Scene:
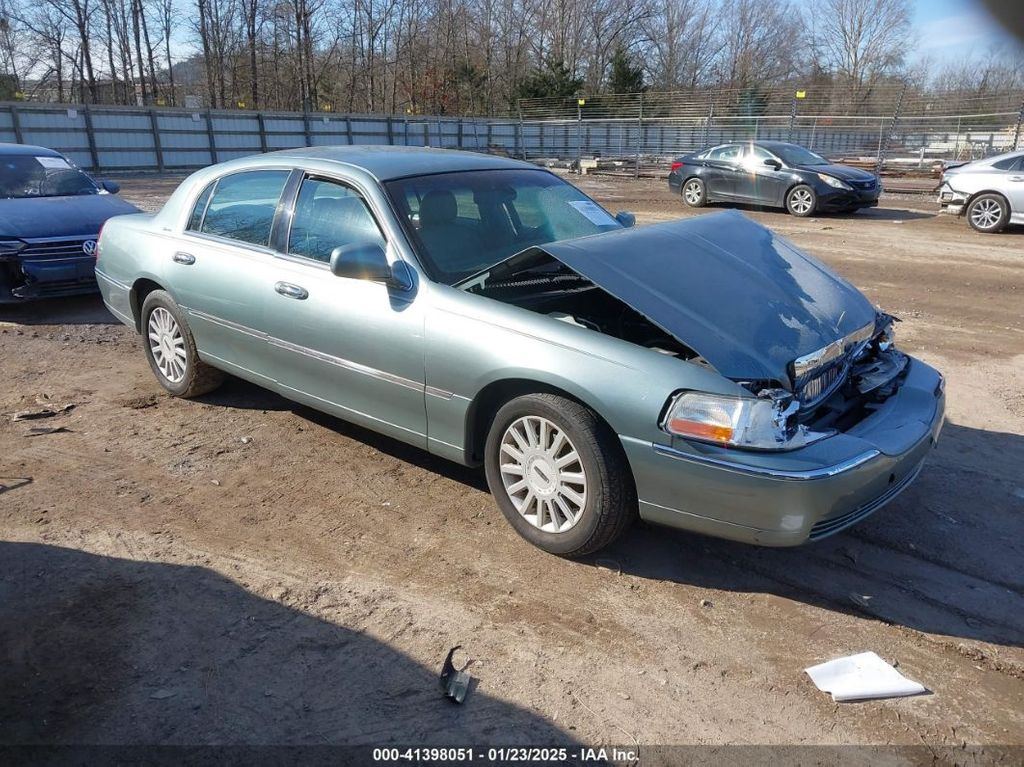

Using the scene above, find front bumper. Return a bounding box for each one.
[621,356,945,546]
[816,185,880,211]
[936,182,968,215]
[0,253,99,303]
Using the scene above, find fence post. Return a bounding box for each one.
[302,109,312,146]
[457,118,463,149]
[876,85,906,173]
[1013,99,1024,151]
[257,112,269,154]
[9,104,23,143]
[576,100,583,171]
[702,102,713,146]
[787,95,797,142]
[386,116,395,145]
[345,115,353,145]
[205,110,218,164]
[82,106,100,171]
[953,115,962,160]
[516,104,524,159]
[149,109,165,172]
[635,93,643,179]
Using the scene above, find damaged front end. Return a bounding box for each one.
[0,238,100,302]
[460,211,911,453]
[936,179,970,216]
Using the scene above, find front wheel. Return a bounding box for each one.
[484,393,636,557]
[786,184,817,217]
[966,193,1009,233]
[141,290,223,398]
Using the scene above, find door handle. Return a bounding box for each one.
[1009,176,1024,182]
[274,281,308,300]
[173,252,195,265]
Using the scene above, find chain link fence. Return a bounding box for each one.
[517,85,1024,174]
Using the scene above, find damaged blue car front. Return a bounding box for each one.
[0,143,139,302]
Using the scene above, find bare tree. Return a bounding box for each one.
[806,0,912,109]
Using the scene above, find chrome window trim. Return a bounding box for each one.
[651,441,881,481]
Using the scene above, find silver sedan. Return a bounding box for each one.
[937,149,1024,232]
[95,147,944,557]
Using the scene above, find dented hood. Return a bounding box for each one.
[509,210,877,383]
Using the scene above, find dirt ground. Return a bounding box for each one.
[1,172,1022,756]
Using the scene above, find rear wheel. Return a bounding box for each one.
[484,393,636,557]
[141,290,223,398]
[682,177,707,208]
[786,184,817,217]
[966,193,1009,233]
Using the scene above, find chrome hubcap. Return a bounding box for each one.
[147,307,187,383]
[684,181,703,204]
[789,188,813,214]
[970,198,1002,229]
[499,416,587,533]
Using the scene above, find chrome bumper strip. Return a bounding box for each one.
[651,442,881,481]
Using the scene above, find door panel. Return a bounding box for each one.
[261,175,428,445]
[170,236,280,383]
[170,169,291,380]
[734,146,790,205]
[701,144,744,199]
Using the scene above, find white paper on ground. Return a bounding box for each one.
[805,651,926,702]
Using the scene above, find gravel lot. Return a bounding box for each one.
[1,171,1022,753]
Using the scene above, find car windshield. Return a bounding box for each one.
[0,154,99,199]
[773,145,830,167]
[385,169,622,284]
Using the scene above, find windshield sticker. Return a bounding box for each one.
[567,200,618,226]
[36,156,72,170]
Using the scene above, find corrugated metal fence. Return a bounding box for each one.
[0,103,522,173]
[3,89,1023,174]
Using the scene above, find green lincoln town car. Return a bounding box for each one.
[95,147,944,557]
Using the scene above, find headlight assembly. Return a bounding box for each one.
[817,173,852,191]
[661,389,827,451]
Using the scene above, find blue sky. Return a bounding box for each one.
[911,0,1023,61]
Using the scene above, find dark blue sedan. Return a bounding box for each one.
[0,143,139,302]
[668,141,882,217]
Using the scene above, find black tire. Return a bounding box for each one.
[785,184,817,217]
[681,177,707,208]
[966,193,1010,233]
[483,393,636,557]
[141,290,223,398]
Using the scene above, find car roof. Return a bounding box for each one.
[267,145,537,181]
[0,142,64,157]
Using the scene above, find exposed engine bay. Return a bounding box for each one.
[462,259,701,361]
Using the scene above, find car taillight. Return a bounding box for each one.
[671,161,683,172]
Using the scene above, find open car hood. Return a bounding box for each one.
[468,210,878,384]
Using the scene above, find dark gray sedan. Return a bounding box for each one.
[668,141,881,217]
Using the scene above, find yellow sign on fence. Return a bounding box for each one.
[795,90,806,99]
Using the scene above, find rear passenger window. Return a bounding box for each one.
[288,177,384,263]
[992,155,1023,171]
[194,170,289,247]
[187,183,213,231]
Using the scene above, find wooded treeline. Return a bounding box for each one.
[1,0,1021,114]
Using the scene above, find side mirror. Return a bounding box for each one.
[615,211,636,228]
[329,242,412,290]
[101,180,121,194]
[763,158,782,170]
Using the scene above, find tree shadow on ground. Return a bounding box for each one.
[0,295,117,327]
[0,542,577,747]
